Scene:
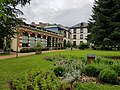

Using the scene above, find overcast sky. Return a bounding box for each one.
[18,0,94,26]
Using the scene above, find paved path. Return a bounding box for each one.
[0,50,65,60]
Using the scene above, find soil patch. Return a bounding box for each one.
[104,56,120,60]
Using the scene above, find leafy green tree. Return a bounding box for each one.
[0,0,30,51]
[88,0,120,50]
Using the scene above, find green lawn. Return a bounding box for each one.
[0,50,120,90]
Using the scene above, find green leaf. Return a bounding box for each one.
[0,0,5,2]
[0,13,3,18]
[3,14,7,22]
[0,0,13,3]
[8,0,13,3]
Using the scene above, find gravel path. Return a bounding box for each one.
[0,50,65,60]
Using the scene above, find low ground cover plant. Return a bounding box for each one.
[10,70,62,90]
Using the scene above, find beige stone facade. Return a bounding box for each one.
[70,22,89,46]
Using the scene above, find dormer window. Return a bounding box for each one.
[81,23,83,26]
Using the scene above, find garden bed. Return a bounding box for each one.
[104,56,120,60]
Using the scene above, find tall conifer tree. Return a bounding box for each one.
[88,0,120,50]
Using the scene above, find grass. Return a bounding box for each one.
[75,83,120,90]
[0,50,120,90]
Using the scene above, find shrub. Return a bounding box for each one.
[84,63,107,77]
[79,43,89,50]
[66,42,72,48]
[111,64,120,76]
[20,48,36,53]
[95,57,115,65]
[10,70,62,90]
[54,66,65,77]
[98,68,118,84]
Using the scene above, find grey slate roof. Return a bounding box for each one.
[70,22,88,28]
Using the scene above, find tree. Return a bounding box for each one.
[88,0,120,50]
[0,0,30,52]
[66,41,72,48]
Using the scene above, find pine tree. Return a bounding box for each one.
[88,0,120,50]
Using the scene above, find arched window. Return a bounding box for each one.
[30,33,35,47]
[42,35,46,48]
[22,32,28,47]
[37,34,41,42]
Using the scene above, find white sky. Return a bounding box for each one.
[18,0,94,26]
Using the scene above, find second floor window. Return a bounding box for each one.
[80,34,83,39]
[68,33,70,39]
[73,35,76,39]
[80,28,83,33]
[74,29,76,33]
[64,31,66,38]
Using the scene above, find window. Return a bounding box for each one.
[73,41,76,47]
[73,35,76,39]
[68,33,70,39]
[80,41,83,44]
[37,34,41,42]
[64,31,66,38]
[30,33,35,47]
[73,29,76,33]
[80,34,83,39]
[22,32,28,47]
[81,23,83,26]
[80,28,83,33]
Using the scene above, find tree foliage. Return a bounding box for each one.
[0,0,30,50]
[88,0,120,50]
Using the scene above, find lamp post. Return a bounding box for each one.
[16,26,19,58]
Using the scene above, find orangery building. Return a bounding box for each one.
[11,23,71,52]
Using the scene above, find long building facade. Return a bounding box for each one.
[11,22,89,51]
[11,24,65,52]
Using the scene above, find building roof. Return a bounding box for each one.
[70,22,88,28]
[44,25,70,32]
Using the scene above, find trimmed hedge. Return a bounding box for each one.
[84,63,107,77]
[20,48,36,53]
[111,64,120,76]
[98,68,118,84]
[20,48,49,53]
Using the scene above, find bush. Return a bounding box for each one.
[54,66,65,77]
[98,68,118,84]
[79,43,89,50]
[111,64,120,76]
[99,46,112,50]
[20,48,36,53]
[10,70,62,90]
[95,57,115,65]
[84,63,107,77]
[66,42,72,48]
